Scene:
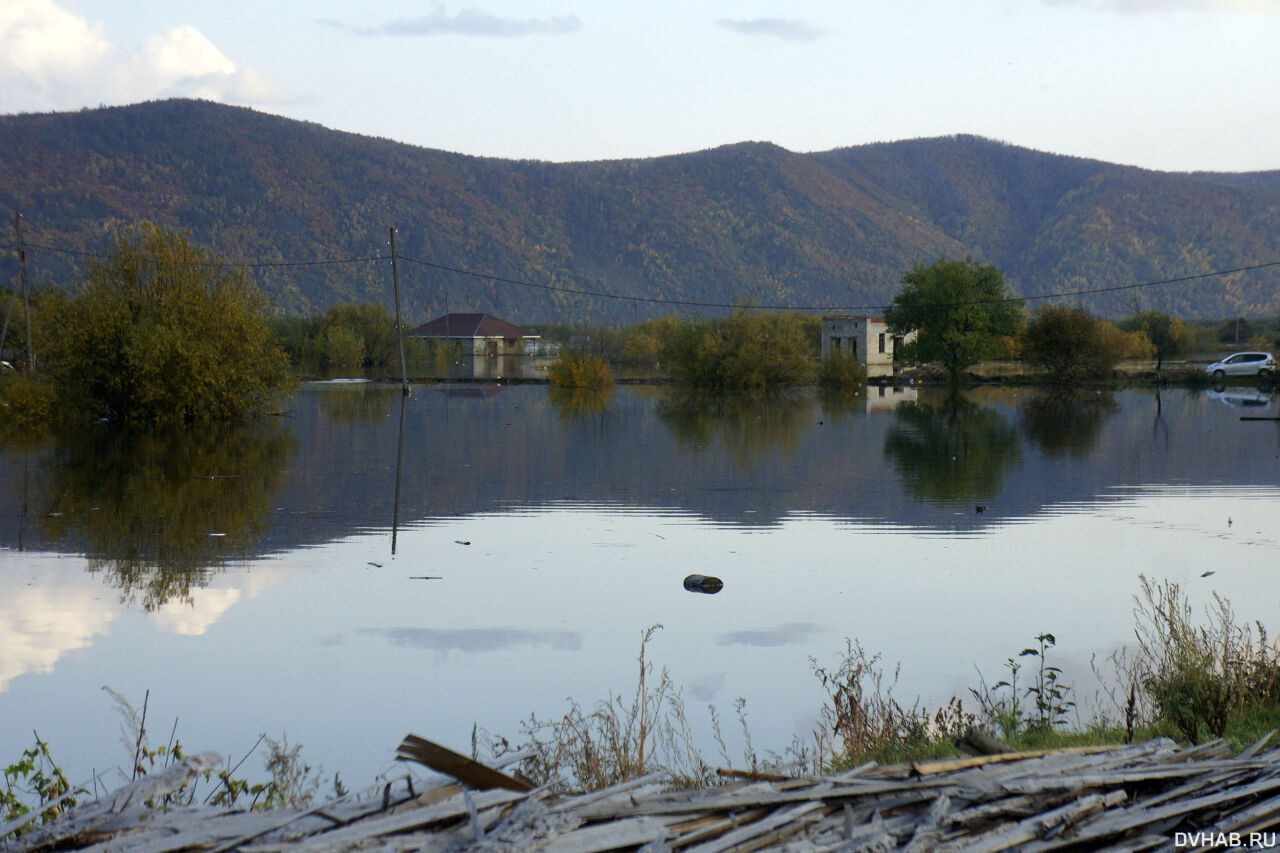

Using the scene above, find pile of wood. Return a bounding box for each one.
[5,733,1280,852]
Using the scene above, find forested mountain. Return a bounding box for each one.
[1,99,1278,324]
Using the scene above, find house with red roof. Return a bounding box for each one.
[406,313,540,358]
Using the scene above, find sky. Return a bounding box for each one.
[1,0,1278,172]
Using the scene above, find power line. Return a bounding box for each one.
[4,237,1278,314]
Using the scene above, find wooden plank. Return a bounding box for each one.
[680,801,826,853]
[934,790,1125,853]
[395,734,533,792]
[537,816,676,853]
[3,752,222,853]
[268,787,524,852]
[1054,773,1280,846]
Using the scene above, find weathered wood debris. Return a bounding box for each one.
[6,733,1280,852]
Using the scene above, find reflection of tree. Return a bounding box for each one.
[548,386,613,420]
[39,423,295,610]
[817,388,868,425]
[884,396,1021,504]
[656,391,814,469]
[1020,391,1117,457]
[314,384,395,423]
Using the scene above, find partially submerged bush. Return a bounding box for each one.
[547,351,614,390]
[660,313,814,392]
[40,223,294,424]
[816,352,867,391]
[1020,305,1129,385]
[0,375,58,430]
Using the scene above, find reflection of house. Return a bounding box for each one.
[407,313,539,357]
[865,384,917,413]
[820,316,912,378]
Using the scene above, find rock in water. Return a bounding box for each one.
[683,574,724,594]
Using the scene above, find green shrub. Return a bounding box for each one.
[1134,576,1280,744]
[39,223,294,424]
[660,313,814,392]
[816,352,867,390]
[547,351,614,390]
[0,375,59,429]
[1020,305,1126,385]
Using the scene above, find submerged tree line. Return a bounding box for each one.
[2,224,1278,430]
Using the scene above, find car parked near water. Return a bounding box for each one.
[1204,351,1276,379]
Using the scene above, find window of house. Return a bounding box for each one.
[878,333,886,354]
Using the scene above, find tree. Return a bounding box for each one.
[659,312,814,392]
[41,223,293,424]
[1020,305,1124,385]
[885,258,1022,388]
[1118,311,1185,374]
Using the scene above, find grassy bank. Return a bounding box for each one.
[6,575,1280,837]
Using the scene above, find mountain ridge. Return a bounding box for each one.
[1,99,1277,323]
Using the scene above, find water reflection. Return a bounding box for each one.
[37,422,295,609]
[656,391,815,469]
[548,386,614,419]
[1020,391,1118,457]
[884,393,1022,505]
[314,382,395,422]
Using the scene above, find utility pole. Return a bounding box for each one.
[389,226,409,396]
[15,213,34,372]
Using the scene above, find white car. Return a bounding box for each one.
[1204,351,1275,379]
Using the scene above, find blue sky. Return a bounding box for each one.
[2,0,1277,171]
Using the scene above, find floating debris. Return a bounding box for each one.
[455,540,471,546]
[10,735,1280,851]
[683,574,724,594]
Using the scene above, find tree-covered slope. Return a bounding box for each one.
[1,100,1277,323]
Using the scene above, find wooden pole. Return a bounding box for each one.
[12,213,35,371]
[389,226,409,396]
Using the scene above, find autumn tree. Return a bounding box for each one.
[885,258,1023,388]
[1021,305,1124,385]
[1118,311,1185,374]
[41,223,293,424]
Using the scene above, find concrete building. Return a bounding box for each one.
[820,315,911,378]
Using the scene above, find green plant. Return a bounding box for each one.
[38,222,294,425]
[1024,633,1075,729]
[885,258,1023,389]
[1132,576,1280,744]
[1020,305,1128,385]
[660,312,815,392]
[547,351,614,390]
[816,351,867,391]
[2,733,80,840]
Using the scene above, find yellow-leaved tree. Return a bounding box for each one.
[41,223,293,424]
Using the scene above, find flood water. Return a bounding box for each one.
[2,382,1279,790]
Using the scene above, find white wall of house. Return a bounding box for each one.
[821,316,911,377]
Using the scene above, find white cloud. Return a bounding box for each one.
[335,6,582,37]
[716,17,826,42]
[1043,0,1280,13]
[0,0,293,114]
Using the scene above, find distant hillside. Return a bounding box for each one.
[1,99,1278,324]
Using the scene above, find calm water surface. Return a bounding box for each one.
[2,383,1279,788]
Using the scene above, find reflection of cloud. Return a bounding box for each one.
[717,18,826,41]
[363,627,582,652]
[687,672,725,703]
[717,622,821,648]
[0,0,294,115]
[149,587,242,636]
[331,8,582,37]
[0,564,119,691]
